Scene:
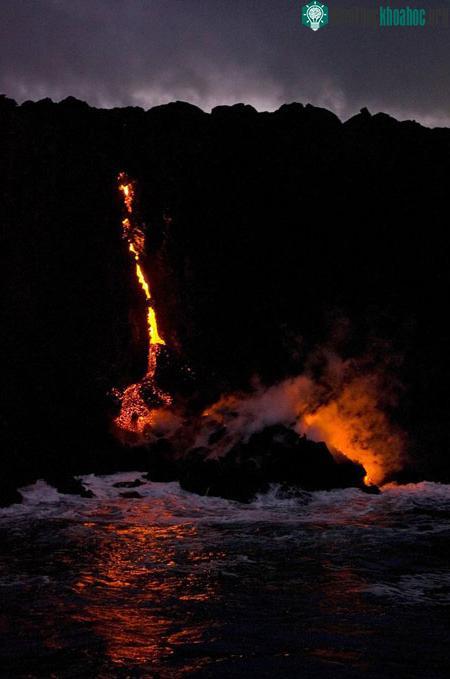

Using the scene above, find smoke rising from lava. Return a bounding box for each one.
[195,354,406,485]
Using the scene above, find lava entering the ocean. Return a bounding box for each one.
[113,173,172,443]
[111,177,404,485]
[195,359,406,486]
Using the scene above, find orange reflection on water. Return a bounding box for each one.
[72,512,221,674]
[304,559,371,671]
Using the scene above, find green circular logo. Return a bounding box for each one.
[302,2,329,31]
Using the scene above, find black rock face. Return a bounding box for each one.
[232,425,367,491]
[0,483,23,509]
[1,96,450,493]
[179,426,367,503]
[179,447,270,503]
[113,479,145,489]
[144,439,179,482]
[45,475,94,499]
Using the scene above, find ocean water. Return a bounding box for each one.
[1,473,450,678]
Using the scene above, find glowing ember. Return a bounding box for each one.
[118,178,134,214]
[114,172,172,443]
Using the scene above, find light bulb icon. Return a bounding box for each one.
[307,5,324,31]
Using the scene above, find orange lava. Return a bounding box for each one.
[114,173,172,442]
[118,175,165,352]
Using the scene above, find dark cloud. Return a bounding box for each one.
[1,0,449,125]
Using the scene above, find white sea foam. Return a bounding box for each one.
[2,473,450,532]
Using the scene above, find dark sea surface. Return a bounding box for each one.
[1,474,450,678]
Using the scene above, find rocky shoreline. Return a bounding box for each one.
[1,425,379,508]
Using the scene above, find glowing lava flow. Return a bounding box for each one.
[113,172,172,442]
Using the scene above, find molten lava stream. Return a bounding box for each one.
[114,173,172,444]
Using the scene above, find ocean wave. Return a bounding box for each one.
[1,473,450,532]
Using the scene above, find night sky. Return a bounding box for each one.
[1,0,449,126]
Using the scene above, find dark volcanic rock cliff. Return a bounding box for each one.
[1,95,450,494]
